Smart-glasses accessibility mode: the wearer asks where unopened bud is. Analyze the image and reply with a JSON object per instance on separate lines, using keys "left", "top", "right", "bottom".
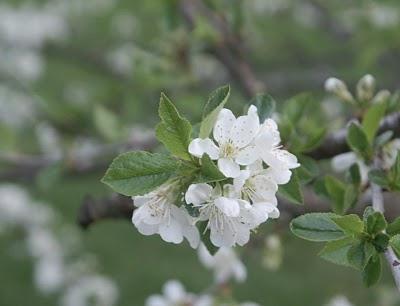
{"left": 356, "top": 74, "right": 375, "bottom": 101}
{"left": 324, "top": 77, "right": 354, "bottom": 103}
{"left": 372, "top": 89, "right": 390, "bottom": 104}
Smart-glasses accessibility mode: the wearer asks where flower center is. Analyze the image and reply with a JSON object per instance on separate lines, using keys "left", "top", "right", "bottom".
{"left": 220, "top": 141, "right": 237, "bottom": 158}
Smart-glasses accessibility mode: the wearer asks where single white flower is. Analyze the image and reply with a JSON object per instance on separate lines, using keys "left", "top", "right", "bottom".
{"left": 198, "top": 243, "right": 246, "bottom": 284}
{"left": 132, "top": 181, "right": 200, "bottom": 248}
{"left": 234, "top": 160, "right": 279, "bottom": 222}
{"left": 189, "top": 106, "right": 260, "bottom": 178}
{"left": 254, "top": 119, "right": 300, "bottom": 184}
{"left": 185, "top": 183, "right": 262, "bottom": 247}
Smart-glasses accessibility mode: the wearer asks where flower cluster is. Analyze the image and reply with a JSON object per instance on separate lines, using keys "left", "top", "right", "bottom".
{"left": 132, "top": 105, "right": 299, "bottom": 248}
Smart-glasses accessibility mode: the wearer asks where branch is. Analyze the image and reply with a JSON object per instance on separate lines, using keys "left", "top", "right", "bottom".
{"left": 371, "top": 158, "right": 400, "bottom": 292}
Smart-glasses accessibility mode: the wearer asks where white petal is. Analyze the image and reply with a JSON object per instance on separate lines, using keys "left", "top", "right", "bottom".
{"left": 218, "top": 158, "right": 241, "bottom": 178}
{"left": 213, "top": 108, "right": 236, "bottom": 144}
{"left": 255, "top": 119, "right": 281, "bottom": 149}
{"left": 209, "top": 219, "right": 236, "bottom": 247}
{"left": 163, "top": 280, "right": 186, "bottom": 302}
{"left": 188, "top": 138, "right": 219, "bottom": 159}
{"left": 132, "top": 205, "right": 162, "bottom": 225}
{"left": 251, "top": 175, "right": 278, "bottom": 200}
{"left": 145, "top": 295, "right": 168, "bottom": 306}
{"left": 132, "top": 195, "right": 150, "bottom": 207}
{"left": 214, "top": 197, "right": 240, "bottom": 217}
{"left": 265, "top": 167, "right": 292, "bottom": 185}
{"left": 261, "top": 149, "right": 300, "bottom": 170}
{"left": 229, "top": 112, "right": 259, "bottom": 149}
{"left": 247, "top": 159, "right": 264, "bottom": 173}
{"left": 134, "top": 221, "right": 159, "bottom": 236}
{"left": 331, "top": 152, "right": 357, "bottom": 172}
{"left": 173, "top": 207, "right": 200, "bottom": 249}
{"left": 197, "top": 244, "right": 215, "bottom": 268}
{"left": 159, "top": 219, "right": 184, "bottom": 244}
{"left": 233, "top": 170, "right": 251, "bottom": 193}
{"left": 185, "top": 183, "right": 213, "bottom": 206}
{"left": 235, "top": 145, "right": 259, "bottom": 165}
{"left": 234, "top": 222, "right": 251, "bottom": 246}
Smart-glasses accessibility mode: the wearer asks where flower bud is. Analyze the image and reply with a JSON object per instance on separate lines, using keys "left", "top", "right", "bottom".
{"left": 372, "top": 89, "right": 390, "bottom": 104}
{"left": 356, "top": 74, "right": 375, "bottom": 101}
{"left": 324, "top": 77, "right": 354, "bottom": 103}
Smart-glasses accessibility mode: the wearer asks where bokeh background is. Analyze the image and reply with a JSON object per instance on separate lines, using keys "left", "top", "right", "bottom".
{"left": 1, "top": 0, "right": 400, "bottom": 305}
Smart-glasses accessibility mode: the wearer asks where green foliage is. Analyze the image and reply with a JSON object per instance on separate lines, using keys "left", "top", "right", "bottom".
{"left": 347, "top": 240, "right": 375, "bottom": 270}
{"left": 387, "top": 217, "right": 400, "bottom": 236}
{"left": 331, "top": 215, "right": 364, "bottom": 236}
{"left": 389, "top": 234, "right": 400, "bottom": 258}
{"left": 278, "top": 169, "right": 304, "bottom": 205}
{"left": 346, "top": 122, "right": 371, "bottom": 161}
{"left": 318, "top": 237, "right": 355, "bottom": 267}
{"left": 365, "top": 211, "right": 387, "bottom": 235}
{"left": 94, "top": 105, "right": 122, "bottom": 141}
{"left": 290, "top": 213, "right": 346, "bottom": 241}
{"left": 362, "top": 254, "right": 382, "bottom": 287}
{"left": 199, "top": 85, "right": 230, "bottom": 139}
{"left": 361, "top": 101, "right": 386, "bottom": 144}
{"left": 156, "top": 93, "right": 193, "bottom": 161}
{"left": 249, "top": 94, "right": 276, "bottom": 122}
{"left": 297, "top": 156, "right": 319, "bottom": 184}
{"left": 102, "top": 151, "right": 180, "bottom": 196}
{"left": 324, "top": 175, "right": 346, "bottom": 214}
{"left": 195, "top": 154, "right": 226, "bottom": 183}
{"left": 368, "top": 152, "right": 400, "bottom": 191}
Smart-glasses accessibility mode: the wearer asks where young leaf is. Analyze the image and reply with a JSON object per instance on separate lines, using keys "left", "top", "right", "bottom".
{"left": 389, "top": 234, "right": 400, "bottom": 258}
{"left": 102, "top": 151, "right": 179, "bottom": 196}
{"left": 156, "top": 93, "right": 192, "bottom": 160}
{"left": 348, "top": 163, "right": 361, "bottom": 187}
{"left": 363, "top": 206, "right": 374, "bottom": 222}
{"left": 199, "top": 85, "right": 230, "bottom": 138}
{"left": 297, "top": 156, "right": 319, "bottom": 184}
{"left": 324, "top": 175, "right": 346, "bottom": 214}
{"left": 278, "top": 169, "right": 303, "bottom": 205}
{"left": 387, "top": 217, "right": 400, "bottom": 236}
{"left": 195, "top": 154, "right": 226, "bottom": 183}
{"left": 249, "top": 94, "right": 276, "bottom": 122}
{"left": 290, "top": 213, "right": 346, "bottom": 242}
{"left": 318, "top": 237, "right": 354, "bottom": 267}
{"left": 366, "top": 211, "right": 387, "bottom": 235}
{"left": 372, "top": 233, "right": 390, "bottom": 253}
{"left": 368, "top": 170, "right": 389, "bottom": 188}
{"left": 362, "top": 254, "right": 382, "bottom": 287}
{"left": 346, "top": 122, "right": 371, "bottom": 160}
{"left": 362, "top": 101, "right": 386, "bottom": 144}
{"left": 343, "top": 185, "right": 359, "bottom": 212}
{"left": 348, "top": 241, "right": 375, "bottom": 270}
{"left": 331, "top": 214, "right": 364, "bottom": 236}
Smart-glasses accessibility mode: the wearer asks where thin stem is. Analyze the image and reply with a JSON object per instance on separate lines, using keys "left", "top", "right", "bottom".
{"left": 371, "top": 158, "right": 400, "bottom": 292}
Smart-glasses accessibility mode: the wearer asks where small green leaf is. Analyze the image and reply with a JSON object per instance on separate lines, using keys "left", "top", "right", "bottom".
{"left": 363, "top": 206, "right": 374, "bottom": 222}
{"left": 368, "top": 170, "right": 390, "bottom": 188}
{"left": 331, "top": 214, "right": 364, "bottom": 236}
{"left": 387, "top": 217, "right": 400, "bottom": 236}
{"left": 249, "top": 94, "right": 276, "bottom": 122}
{"left": 389, "top": 234, "right": 400, "bottom": 258}
{"left": 347, "top": 163, "right": 361, "bottom": 187}
{"left": 156, "top": 93, "right": 192, "bottom": 160}
{"left": 195, "top": 154, "right": 226, "bottom": 183}
{"left": 362, "top": 254, "right": 381, "bottom": 287}
{"left": 346, "top": 122, "right": 371, "bottom": 160}
{"left": 348, "top": 241, "right": 375, "bottom": 270}
{"left": 319, "top": 237, "right": 355, "bottom": 267}
{"left": 297, "top": 156, "right": 319, "bottom": 184}
{"left": 391, "top": 151, "right": 400, "bottom": 183}
{"left": 290, "top": 213, "right": 346, "bottom": 242}
{"left": 102, "top": 151, "right": 179, "bottom": 196}
{"left": 278, "top": 169, "right": 303, "bottom": 205}
{"left": 199, "top": 85, "right": 230, "bottom": 138}
{"left": 362, "top": 101, "right": 386, "bottom": 144}
{"left": 373, "top": 233, "right": 390, "bottom": 253}
{"left": 343, "top": 185, "right": 359, "bottom": 212}
{"left": 324, "top": 175, "right": 346, "bottom": 214}
{"left": 198, "top": 221, "right": 219, "bottom": 255}
{"left": 366, "top": 211, "right": 387, "bottom": 235}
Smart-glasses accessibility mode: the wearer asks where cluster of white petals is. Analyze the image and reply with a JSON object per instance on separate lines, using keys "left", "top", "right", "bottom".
{"left": 0, "top": 184, "right": 118, "bottom": 306}
{"left": 132, "top": 105, "right": 299, "bottom": 248}
{"left": 146, "top": 279, "right": 259, "bottom": 306}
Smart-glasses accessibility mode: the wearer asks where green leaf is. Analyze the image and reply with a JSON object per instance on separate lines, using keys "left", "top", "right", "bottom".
{"left": 348, "top": 241, "right": 376, "bottom": 270}
{"left": 195, "top": 154, "right": 226, "bottom": 183}
{"left": 331, "top": 214, "right": 364, "bottom": 236}
{"left": 94, "top": 105, "right": 121, "bottom": 141}
{"left": 249, "top": 94, "right": 276, "bottom": 122}
{"left": 290, "top": 213, "right": 346, "bottom": 242}
{"left": 199, "top": 85, "right": 230, "bottom": 138}
{"left": 297, "top": 156, "right": 319, "bottom": 184}
{"left": 156, "top": 93, "right": 192, "bottom": 160}
{"left": 346, "top": 122, "right": 371, "bottom": 160}
{"left": 373, "top": 233, "right": 390, "bottom": 253}
{"left": 343, "top": 185, "right": 359, "bottom": 212}
{"left": 391, "top": 151, "right": 400, "bottom": 183}
{"left": 278, "top": 169, "right": 303, "bottom": 205}
{"left": 102, "top": 151, "right": 179, "bottom": 196}
{"left": 366, "top": 211, "right": 387, "bottom": 235}
{"left": 348, "top": 163, "right": 361, "bottom": 187}
{"left": 324, "top": 175, "right": 346, "bottom": 214}
{"left": 318, "top": 237, "right": 355, "bottom": 267}
{"left": 368, "top": 170, "right": 389, "bottom": 188}
{"left": 362, "top": 101, "right": 386, "bottom": 144}
{"left": 198, "top": 221, "right": 219, "bottom": 255}
{"left": 387, "top": 217, "right": 400, "bottom": 236}
{"left": 362, "top": 254, "right": 382, "bottom": 287}
{"left": 389, "top": 234, "right": 400, "bottom": 258}
{"left": 363, "top": 206, "right": 374, "bottom": 222}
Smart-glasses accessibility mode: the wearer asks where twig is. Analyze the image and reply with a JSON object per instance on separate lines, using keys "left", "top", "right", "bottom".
{"left": 371, "top": 158, "right": 400, "bottom": 292}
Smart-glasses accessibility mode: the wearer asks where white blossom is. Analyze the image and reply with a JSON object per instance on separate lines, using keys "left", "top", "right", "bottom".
{"left": 132, "top": 181, "right": 200, "bottom": 248}
{"left": 185, "top": 183, "right": 262, "bottom": 247}
{"left": 325, "top": 295, "right": 354, "bottom": 306}
{"left": 324, "top": 77, "right": 354, "bottom": 103}
{"left": 198, "top": 244, "right": 246, "bottom": 284}
{"left": 189, "top": 106, "right": 260, "bottom": 178}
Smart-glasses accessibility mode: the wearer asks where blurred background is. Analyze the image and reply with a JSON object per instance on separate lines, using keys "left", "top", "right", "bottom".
{"left": 1, "top": 0, "right": 400, "bottom": 305}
